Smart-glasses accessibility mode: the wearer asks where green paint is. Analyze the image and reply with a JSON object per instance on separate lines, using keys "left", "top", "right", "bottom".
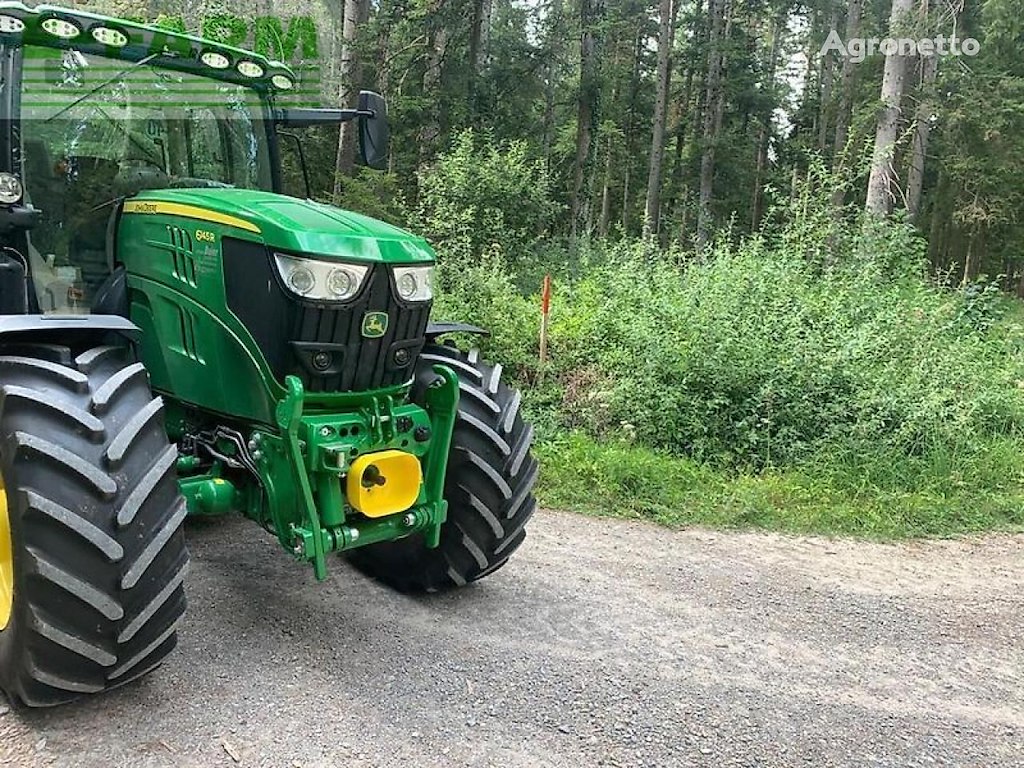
{"left": 180, "top": 475, "right": 238, "bottom": 517}
{"left": 253, "top": 16, "right": 319, "bottom": 62}
{"left": 201, "top": 13, "right": 249, "bottom": 49}
{"left": 261, "top": 371, "right": 459, "bottom": 578}
{"left": 0, "top": 3, "right": 298, "bottom": 93}
{"left": 127, "top": 189, "right": 437, "bottom": 265}
{"left": 153, "top": 14, "right": 187, "bottom": 33}
{"left": 420, "top": 366, "right": 460, "bottom": 548}
{"left": 150, "top": 16, "right": 195, "bottom": 57}
{"left": 119, "top": 187, "right": 446, "bottom": 582}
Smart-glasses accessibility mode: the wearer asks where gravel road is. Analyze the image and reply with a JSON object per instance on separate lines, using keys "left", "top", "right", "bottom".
{"left": 1, "top": 510, "right": 1021, "bottom": 768}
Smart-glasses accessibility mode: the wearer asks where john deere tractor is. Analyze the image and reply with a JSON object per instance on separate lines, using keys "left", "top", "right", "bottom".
{"left": 0, "top": 4, "right": 537, "bottom": 707}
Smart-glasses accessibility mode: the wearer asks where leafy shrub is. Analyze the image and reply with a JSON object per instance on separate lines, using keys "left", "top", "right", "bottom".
{"left": 551, "top": 239, "right": 1024, "bottom": 470}
{"left": 333, "top": 168, "right": 407, "bottom": 226}
{"left": 434, "top": 211, "right": 1024, "bottom": 481}
{"left": 411, "top": 129, "right": 553, "bottom": 266}
{"left": 431, "top": 249, "right": 538, "bottom": 376}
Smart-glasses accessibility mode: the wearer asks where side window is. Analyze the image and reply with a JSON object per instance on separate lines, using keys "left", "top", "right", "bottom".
{"left": 130, "top": 119, "right": 169, "bottom": 171}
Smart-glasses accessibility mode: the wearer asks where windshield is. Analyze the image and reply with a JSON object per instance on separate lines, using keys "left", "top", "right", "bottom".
{"left": 19, "top": 45, "right": 274, "bottom": 312}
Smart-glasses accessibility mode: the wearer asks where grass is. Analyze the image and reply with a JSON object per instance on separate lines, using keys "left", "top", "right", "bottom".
{"left": 534, "top": 432, "right": 1024, "bottom": 538}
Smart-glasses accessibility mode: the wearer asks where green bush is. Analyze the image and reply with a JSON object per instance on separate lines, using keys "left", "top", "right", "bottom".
{"left": 420, "top": 137, "right": 1024, "bottom": 536}
{"left": 544, "top": 239, "right": 1024, "bottom": 471}
{"left": 411, "top": 129, "right": 553, "bottom": 267}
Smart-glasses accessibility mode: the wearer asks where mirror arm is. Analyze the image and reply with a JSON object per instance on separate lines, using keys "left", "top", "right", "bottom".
{"left": 273, "top": 108, "right": 376, "bottom": 127}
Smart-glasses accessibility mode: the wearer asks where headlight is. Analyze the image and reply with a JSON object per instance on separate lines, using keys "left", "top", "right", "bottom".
{"left": 392, "top": 265, "right": 434, "bottom": 302}
{"left": 273, "top": 253, "right": 369, "bottom": 302}
{"left": 0, "top": 173, "right": 22, "bottom": 204}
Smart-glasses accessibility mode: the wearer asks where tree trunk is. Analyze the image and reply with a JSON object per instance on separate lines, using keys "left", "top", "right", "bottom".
{"left": 468, "top": 0, "right": 492, "bottom": 119}
{"left": 542, "top": 0, "right": 564, "bottom": 172}
{"left": 418, "top": 6, "right": 448, "bottom": 167}
{"left": 961, "top": 229, "right": 980, "bottom": 286}
{"left": 865, "top": 0, "right": 914, "bottom": 216}
{"left": 643, "top": 0, "right": 677, "bottom": 238}
{"left": 696, "top": 0, "right": 730, "bottom": 250}
{"left": 662, "top": 63, "right": 695, "bottom": 239}
{"left": 571, "top": 0, "right": 603, "bottom": 242}
{"left": 469, "top": 0, "right": 492, "bottom": 73}
{"left": 666, "top": 0, "right": 705, "bottom": 245}
{"left": 830, "top": 0, "right": 862, "bottom": 207}
{"left": 926, "top": 166, "right": 952, "bottom": 270}
{"left": 333, "top": 0, "right": 367, "bottom": 196}
{"left": 751, "top": 5, "right": 785, "bottom": 231}
{"left": 599, "top": 135, "right": 614, "bottom": 236}
{"left": 905, "top": 53, "right": 938, "bottom": 221}
{"left": 597, "top": 24, "right": 628, "bottom": 238}
{"left": 619, "top": 21, "right": 645, "bottom": 235}
{"left": 816, "top": 3, "right": 841, "bottom": 154}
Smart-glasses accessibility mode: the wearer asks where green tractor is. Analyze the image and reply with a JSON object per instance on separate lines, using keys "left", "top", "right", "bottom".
{"left": 0, "top": 4, "right": 537, "bottom": 707}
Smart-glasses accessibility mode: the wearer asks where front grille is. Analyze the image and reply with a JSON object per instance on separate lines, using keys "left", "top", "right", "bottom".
{"left": 222, "top": 238, "right": 430, "bottom": 393}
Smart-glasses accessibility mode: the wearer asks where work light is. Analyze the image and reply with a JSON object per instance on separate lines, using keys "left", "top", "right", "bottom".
{"left": 271, "top": 74, "right": 294, "bottom": 91}
{"left": 0, "top": 15, "right": 25, "bottom": 34}
{"left": 40, "top": 17, "right": 80, "bottom": 39}
{"left": 91, "top": 26, "right": 128, "bottom": 46}
{"left": 200, "top": 50, "right": 230, "bottom": 70}
{"left": 237, "top": 61, "right": 264, "bottom": 78}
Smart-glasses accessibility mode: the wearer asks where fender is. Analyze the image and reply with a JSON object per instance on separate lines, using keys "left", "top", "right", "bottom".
{"left": 424, "top": 321, "right": 490, "bottom": 341}
{"left": 0, "top": 315, "right": 140, "bottom": 344}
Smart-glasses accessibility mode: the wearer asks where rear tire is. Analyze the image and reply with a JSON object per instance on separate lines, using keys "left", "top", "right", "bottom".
{"left": 349, "top": 344, "right": 538, "bottom": 592}
{"left": 0, "top": 343, "right": 188, "bottom": 707}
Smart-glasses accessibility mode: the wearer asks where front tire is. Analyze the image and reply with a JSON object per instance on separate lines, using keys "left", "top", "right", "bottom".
{"left": 0, "top": 343, "right": 188, "bottom": 707}
{"left": 348, "top": 344, "right": 538, "bottom": 592}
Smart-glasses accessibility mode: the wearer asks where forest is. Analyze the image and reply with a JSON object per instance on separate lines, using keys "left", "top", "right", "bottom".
{"left": 87, "top": 0, "right": 1024, "bottom": 535}
{"left": 299, "top": 0, "right": 1021, "bottom": 282}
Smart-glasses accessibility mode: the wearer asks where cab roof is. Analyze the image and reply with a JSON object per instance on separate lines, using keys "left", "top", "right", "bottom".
{"left": 0, "top": 2, "right": 297, "bottom": 92}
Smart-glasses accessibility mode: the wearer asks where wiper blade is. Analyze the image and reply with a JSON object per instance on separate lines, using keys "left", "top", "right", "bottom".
{"left": 45, "top": 52, "right": 161, "bottom": 123}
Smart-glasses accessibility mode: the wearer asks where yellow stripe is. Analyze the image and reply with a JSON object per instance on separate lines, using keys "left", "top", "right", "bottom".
{"left": 122, "top": 201, "right": 261, "bottom": 234}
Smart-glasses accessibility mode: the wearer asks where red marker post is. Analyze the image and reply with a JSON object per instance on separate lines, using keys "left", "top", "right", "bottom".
{"left": 539, "top": 274, "right": 551, "bottom": 370}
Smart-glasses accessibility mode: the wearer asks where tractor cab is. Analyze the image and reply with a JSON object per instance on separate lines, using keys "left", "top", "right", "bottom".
{"left": 19, "top": 44, "right": 276, "bottom": 312}
{"left": 0, "top": 4, "right": 385, "bottom": 313}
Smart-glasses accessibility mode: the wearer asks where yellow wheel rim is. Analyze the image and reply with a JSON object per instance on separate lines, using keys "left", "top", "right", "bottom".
{"left": 0, "top": 472, "right": 12, "bottom": 630}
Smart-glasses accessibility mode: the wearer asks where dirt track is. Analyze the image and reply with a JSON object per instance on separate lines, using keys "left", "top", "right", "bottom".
{"left": 2, "top": 510, "right": 1022, "bottom": 768}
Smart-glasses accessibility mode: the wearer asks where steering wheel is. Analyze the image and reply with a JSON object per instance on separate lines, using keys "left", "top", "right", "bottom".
{"left": 121, "top": 156, "right": 165, "bottom": 172}
{"left": 168, "top": 177, "right": 233, "bottom": 189}
{"left": 113, "top": 164, "right": 170, "bottom": 196}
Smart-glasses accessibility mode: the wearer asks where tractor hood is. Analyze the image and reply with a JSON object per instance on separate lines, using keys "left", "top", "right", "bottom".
{"left": 127, "top": 189, "right": 436, "bottom": 264}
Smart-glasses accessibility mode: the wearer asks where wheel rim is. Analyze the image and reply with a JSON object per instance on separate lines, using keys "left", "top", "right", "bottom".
{"left": 0, "top": 472, "right": 12, "bottom": 630}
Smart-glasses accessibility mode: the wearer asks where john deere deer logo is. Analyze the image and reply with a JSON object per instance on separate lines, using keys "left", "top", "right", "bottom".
{"left": 361, "top": 311, "right": 388, "bottom": 338}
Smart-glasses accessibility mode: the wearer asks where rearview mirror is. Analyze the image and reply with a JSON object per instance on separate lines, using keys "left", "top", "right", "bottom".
{"left": 357, "top": 91, "right": 389, "bottom": 171}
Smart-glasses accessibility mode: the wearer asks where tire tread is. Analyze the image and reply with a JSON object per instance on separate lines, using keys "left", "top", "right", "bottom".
{"left": 0, "top": 343, "right": 188, "bottom": 708}
{"left": 349, "top": 344, "right": 537, "bottom": 592}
